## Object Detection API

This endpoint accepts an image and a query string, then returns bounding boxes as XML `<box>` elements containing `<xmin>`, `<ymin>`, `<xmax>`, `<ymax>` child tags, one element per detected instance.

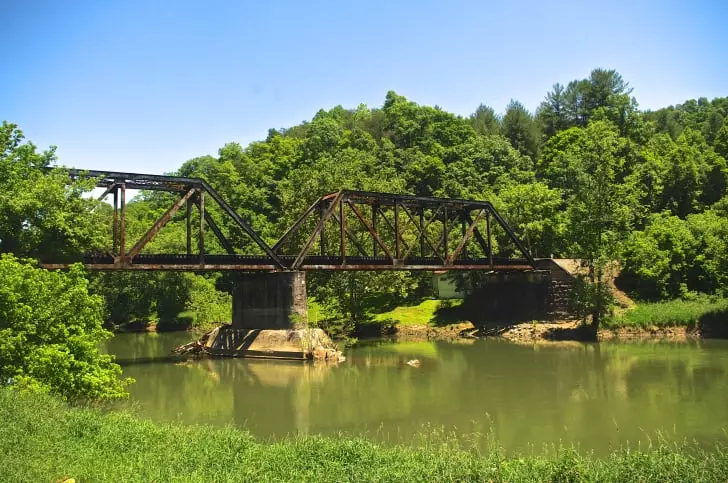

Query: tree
<box><xmin>469</xmin><ymin>104</ymin><xmax>500</xmax><ymax>135</ymax></box>
<box><xmin>565</xmin><ymin>121</ymin><xmax>638</xmax><ymax>331</ymax></box>
<box><xmin>501</xmin><ymin>100</ymin><xmax>540</xmax><ymax>160</ymax></box>
<box><xmin>620</xmin><ymin>213</ymin><xmax>696</xmax><ymax>299</ymax></box>
<box><xmin>0</xmin><ymin>122</ymin><xmax>105</xmax><ymax>260</ymax></box>
<box><xmin>497</xmin><ymin>182</ymin><xmax>566</xmax><ymax>258</ymax></box>
<box><xmin>0</xmin><ymin>255</ymin><xmax>131</xmax><ymax>400</ymax></box>
<box><xmin>537</xmin><ymin>83</ymin><xmax>568</xmax><ymax>139</ymax></box>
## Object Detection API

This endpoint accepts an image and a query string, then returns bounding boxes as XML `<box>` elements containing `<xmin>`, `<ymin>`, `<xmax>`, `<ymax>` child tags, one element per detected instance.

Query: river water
<box><xmin>104</xmin><ymin>333</ymin><xmax>728</xmax><ymax>454</ymax></box>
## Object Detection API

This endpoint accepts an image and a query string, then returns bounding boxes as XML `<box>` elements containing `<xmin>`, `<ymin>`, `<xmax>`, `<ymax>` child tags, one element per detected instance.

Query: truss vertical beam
<box><xmin>339</xmin><ymin>196</ymin><xmax>346</xmax><ymax>263</ymax></box>
<box><xmin>198</xmin><ymin>191</ymin><xmax>205</xmax><ymax>264</ymax></box>
<box><xmin>186</xmin><ymin>199</ymin><xmax>192</xmax><ymax>255</ymax></box>
<box><xmin>394</xmin><ymin>202</ymin><xmax>400</xmax><ymax>260</ymax></box>
<box><xmin>486</xmin><ymin>210</ymin><xmax>493</xmax><ymax>269</ymax></box>
<box><xmin>119</xmin><ymin>184</ymin><xmax>126</xmax><ymax>260</ymax></box>
<box><xmin>371</xmin><ymin>203</ymin><xmax>378</xmax><ymax>257</ymax></box>
<box><xmin>112</xmin><ymin>187</ymin><xmax>119</xmax><ymax>255</ymax></box>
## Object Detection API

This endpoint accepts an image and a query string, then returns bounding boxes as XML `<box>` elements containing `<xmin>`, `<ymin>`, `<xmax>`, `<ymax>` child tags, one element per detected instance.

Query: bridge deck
<box><xmin>44</xmin><ymin>255</ymin><xmax>533</xmax><ymax>271</ymax></box>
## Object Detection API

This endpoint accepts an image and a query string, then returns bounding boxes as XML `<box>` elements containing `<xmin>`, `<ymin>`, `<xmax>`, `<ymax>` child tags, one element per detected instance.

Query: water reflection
<box><xmin>105</xmin><ymin>334</ymin><xmax>728</xmax><ymax>454</ymax></box>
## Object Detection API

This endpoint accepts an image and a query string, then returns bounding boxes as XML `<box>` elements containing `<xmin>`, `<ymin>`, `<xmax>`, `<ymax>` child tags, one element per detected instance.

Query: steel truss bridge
<box><xmin>42</xmin><ymin>170</ymin><xmax>536</xmax><ymax>272</ymax></box>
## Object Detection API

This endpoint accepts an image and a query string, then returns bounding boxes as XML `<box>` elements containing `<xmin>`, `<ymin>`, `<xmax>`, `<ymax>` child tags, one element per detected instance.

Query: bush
<box><xmin>0</xmin><ymin>255</ymin><xmax>131</xmax><ymax>400</ymax></box>
<box><xmin>186</xmin><ymin>274</ymin><xmax>232</xmax><ymax>332</ymax></box>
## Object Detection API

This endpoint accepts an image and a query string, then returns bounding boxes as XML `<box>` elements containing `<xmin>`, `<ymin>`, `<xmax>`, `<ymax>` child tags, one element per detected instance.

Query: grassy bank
<box><xmin>2</xmin><ymin>389</ymin><xmax>727</xmax><ymax>481</ymax></box>
<box><xmin>372</xmin><ymin>298</ymin><xmax>464</xmax><ymax>326</ymax></box>
<box><xmin>606</xmin><ymin>297</ymin><xmax>728</xmax><ymax>329</ymax></box>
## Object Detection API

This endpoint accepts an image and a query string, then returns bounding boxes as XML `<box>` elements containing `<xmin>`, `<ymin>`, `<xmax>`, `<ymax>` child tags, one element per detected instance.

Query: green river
<box><xmin>104</xmin><ymin>333</ymin><xmax>728</xmax><ymax>454</ymax></box>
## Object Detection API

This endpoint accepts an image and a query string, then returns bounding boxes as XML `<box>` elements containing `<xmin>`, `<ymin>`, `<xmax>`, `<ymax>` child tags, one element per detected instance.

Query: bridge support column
<box><xmin>203</xmin><ymin>271</ymin><xmax>337</xmax><ymax>360</ymax></box>
<box><xmin>232</xmin><ymin>271</ymin><xmax>308</xmax><ymax>329</ymax></box>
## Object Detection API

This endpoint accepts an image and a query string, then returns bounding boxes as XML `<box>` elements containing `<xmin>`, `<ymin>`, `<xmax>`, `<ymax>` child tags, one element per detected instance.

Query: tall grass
<box><xmin>1</xmin><ymin>389</ymin><xmax>727</xmax><ymax>482</ymax></box>
<box><xmin>606</xmin><ymin>297</ymin><xmax>728</xmax><ymax>329</ymax></box>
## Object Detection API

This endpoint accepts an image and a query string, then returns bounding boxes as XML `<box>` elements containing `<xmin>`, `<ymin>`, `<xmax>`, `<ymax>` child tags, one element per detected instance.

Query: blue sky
<box><xmin>1</xmin><ymin>0</ymin><xmax>726</xmax><ymax>174</ymax></box>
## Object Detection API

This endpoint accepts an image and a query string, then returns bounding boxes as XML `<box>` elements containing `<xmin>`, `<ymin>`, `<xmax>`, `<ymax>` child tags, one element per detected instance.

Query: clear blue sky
<box><xmin>1</xmin><ymin>0</ymin><xmax>726</xmax><ymax>174</ymax></box>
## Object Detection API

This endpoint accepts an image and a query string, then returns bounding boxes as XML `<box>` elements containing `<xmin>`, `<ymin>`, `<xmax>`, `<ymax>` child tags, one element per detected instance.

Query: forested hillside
<box><xmin>2</xmin><ymin>68</ymin><xmax>727</xmax><ymax>332</ymax></box>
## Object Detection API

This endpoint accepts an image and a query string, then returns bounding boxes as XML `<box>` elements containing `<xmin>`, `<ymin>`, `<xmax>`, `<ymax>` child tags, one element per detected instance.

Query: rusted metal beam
<box><xmin>399</xmin><ymin>204</ymin><xmax>439</xmax><ymax>258</ymax></box>
<box><xmin>202</xmin><ymin>209</ymin><xmax>235</xmax><ymax>255</ymax></box>
<box><xmin>198</xmin><ymin>180</ymin><xmax>285</xmax><ymax>268</ymax></box>
<box><xmin>119</xmin><ymin>184</ymin><xmax>126</xmax><ymax>260</ymax></box>
<box><xmin>376</xmin><ymin>206</ymin><xmax>410</xmax><ymax>254</ymax></box>
<box><xmin>394</xmin><ymin>202</ymin><xmax>400</xmax><ymax>259</ymax></box>
<box><xmin>292</xmin><ymin>192</ymin><xmax>342</xmax><ymax>270</ymax></box>
<box><xmin>126</xmin><ymin>188</ymin><xmax>196</xmax><ymax>259</ymax></box>
<box><xmin>330</xmin><ymin>211</ymin><xmax>369</xmax><ymax>257</ymax></box>
<box><xmin>339</xmin><ymin>196</ymin><xmax>346</xmax><ymax>263</ymax></box>
<box><xmin>199</xmin><ymin>190</ymin><xmax>205</xmax><ymax>264</ymax></box>
<box><xmin>112</xmin><ymin>186</ymin><xmax>119</xmax><ymax>255</ymax></box>
<box><xmin>97</xmin><ymin>183</ymin><xmax>116</xmax><ymax>201</ymax></box>
<box><xmin>443</xmin><ymin>206</ymin><xmax>449</xmax><ymax>262</ymax></box>
<box><xmin>401</xmin><ymin>205</ymin><xmax>443</xmax><ymax>261</ymax></box>
<box><xmin>463</xmin><ymin>211</ymin><xmax>491</xmax><ymax>257</ymax></box>
<box><xmin>371</xmin><ymin>203</ymin><xmax>378</xmax><ymax>256</ymax></box>
<box><xmin>487</xmin><ymin>206</ymin><xmax>536</xmax><ymax>267</ymax></box>
<box><xmin>186</xmin><ymin>199</ymin><xmax>192</xmax><ymax>255</ymax></box>
<box><xmin>448</xmin><ymin>208</ymin><xmax>486</xmax><ymax>264</ymax></box>
<box><xmin>44</xmin><ymin>263</ymin><xmax>535</xmax><ymax>272</ymax></box>
<box><xmin>487</xmin><ymin>210</ymin><xmax>493</xmax><ymax>269</ymax></box>
<box><xmin>347</xmin><ymin>200</ymin><xmax>394</xmax><ymax>261</ymax></box>
<box><xmin>320</xmin><ymin>203</ymin><xmax>326</xmax><ymax>257</ymax></box>
<box><xmin>419</xmin><ymin>208</ymin><xmax>425</xmax><ymax>257</ymax></box>
<box><xmin>272</xmin><ymin>197</ymin><xmax>321</xmax><ymax>253</ymax></box>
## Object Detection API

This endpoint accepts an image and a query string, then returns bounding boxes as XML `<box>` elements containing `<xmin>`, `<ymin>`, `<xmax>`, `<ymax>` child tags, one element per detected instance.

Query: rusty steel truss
<box><xmin>42</xmin><ymin>170</ymin><xmax>536</xmax><ymax>272</ymax></box>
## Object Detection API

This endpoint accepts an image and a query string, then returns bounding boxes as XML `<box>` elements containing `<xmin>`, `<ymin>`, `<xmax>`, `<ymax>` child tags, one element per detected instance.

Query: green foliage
<box><xmin>185</xmin><ymin>274</ymin><xmax>232</xmax><ymax>332</ymax></box>
<box><xmin>3</xmin><ymin>388</ymin><xmax>728</xmax><ymax>482</ymax></box>
<box><xmin>620</xmin><ymin>210</ymin><xmax>728</xmax><ymax>299</ymax></box>
<box><xmin>501</xmin><ymin>99</ymin><xmax>540</xmax><ymax>160</ymax></box>
<box><xmin>0</xmin><ymin>255</ymin><xmax>130</xmax><ymax>400</ymax></box>
<box><xmin>0</xmin><ymin>122</ymin><xmax>105</xmax><ymax>260</ymax></box>
<box><xmin>497</xmin><ymin>182</ymin><xmax>566</xmax><ymax>257</ymax></box>
<box><xmin>607</xmin><ymin>296</ymin><xmax>728</xmax><ymax>328</ymax></box>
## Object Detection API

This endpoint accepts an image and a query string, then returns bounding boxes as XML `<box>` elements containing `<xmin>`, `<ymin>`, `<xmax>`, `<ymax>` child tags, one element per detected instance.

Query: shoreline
<box><xmin>386</xmin><ymin>320</ymin><xmax>723</xmax><ymax>344</ymax></box>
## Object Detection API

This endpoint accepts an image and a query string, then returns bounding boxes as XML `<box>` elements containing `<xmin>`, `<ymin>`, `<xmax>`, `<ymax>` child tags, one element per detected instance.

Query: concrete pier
<box><xmin>232</xmin><ymin>271</ymin><xmax>308</xmax><ymax>329</ymax></box>
<box><xmin>207</xmin><ymin>271</ymin><xmax>331</xmax><ymax>359</ymax></box>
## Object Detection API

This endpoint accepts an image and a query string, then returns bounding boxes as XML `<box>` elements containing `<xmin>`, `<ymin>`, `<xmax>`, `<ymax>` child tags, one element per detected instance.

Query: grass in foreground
<box><xmin>606</xmin><ymin>296</ymin><xmax>728</xmax><ymax>329</ymax></box>
<box><xmin>2</xmin><ymin>389</ymin><xmax>728</xmax><ymax>482</ymax></box>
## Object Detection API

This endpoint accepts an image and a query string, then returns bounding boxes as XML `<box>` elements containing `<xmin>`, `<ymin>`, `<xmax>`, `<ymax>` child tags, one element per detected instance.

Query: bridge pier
<box><xmin>232</xmin><ymin>271</ymin><xmax>308</xmax><ymax>329</ymax></box>
<box><xmin>205</xmin><ymin>271</ymin><xmax>337</xmax><ymax>359</ymax></box>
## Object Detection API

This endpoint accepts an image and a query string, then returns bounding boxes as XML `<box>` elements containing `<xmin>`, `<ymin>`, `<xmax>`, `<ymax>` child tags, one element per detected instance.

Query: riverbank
<box><xmin>2</xmin><ymin>389</ymin><xmax>726</xmax><ymax>482</ymax></box>
<box><xmin>369</xmin><ymin>297</ymin><xmax>728</xmax><ymax>343</ymax></box>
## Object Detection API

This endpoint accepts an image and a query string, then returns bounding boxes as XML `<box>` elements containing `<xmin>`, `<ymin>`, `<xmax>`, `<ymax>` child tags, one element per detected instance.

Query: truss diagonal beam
<box><xmin>447</xmin><ymin>208</ymin><xmax>487</xmax><ymax>264</ymax></box>
<box><xmin>347</xmin><ymin>200</ymin><xmax>394</xmax><ymax>261</ymax></box>
<box><xmin>127</xmin><ymin>188</ymin><xmax>196</xmax><ymax>259</ymax></box>
<box><xmin>292</xmin><ymin>191</ymin><xmax>342</xmax><ymax>270</ymax></box>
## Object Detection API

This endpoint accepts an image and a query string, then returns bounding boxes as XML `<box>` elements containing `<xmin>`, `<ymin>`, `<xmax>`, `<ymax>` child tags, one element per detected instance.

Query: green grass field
<box><xmin>2</xmin><ymin>389</ymin><xmax>727</xmax><ymax>482</ymax></box>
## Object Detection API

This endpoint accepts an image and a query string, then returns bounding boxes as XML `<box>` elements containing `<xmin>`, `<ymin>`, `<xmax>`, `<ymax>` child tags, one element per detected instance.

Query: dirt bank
<box><xmin>391</xmin><ymin>322</ymin><xmax>478</xmax><ymax>341</ymax></box>
<box><xmin>390</xmin><ymin>320</ymin><xmax>709</xmax><ymax>344</ymax></box>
